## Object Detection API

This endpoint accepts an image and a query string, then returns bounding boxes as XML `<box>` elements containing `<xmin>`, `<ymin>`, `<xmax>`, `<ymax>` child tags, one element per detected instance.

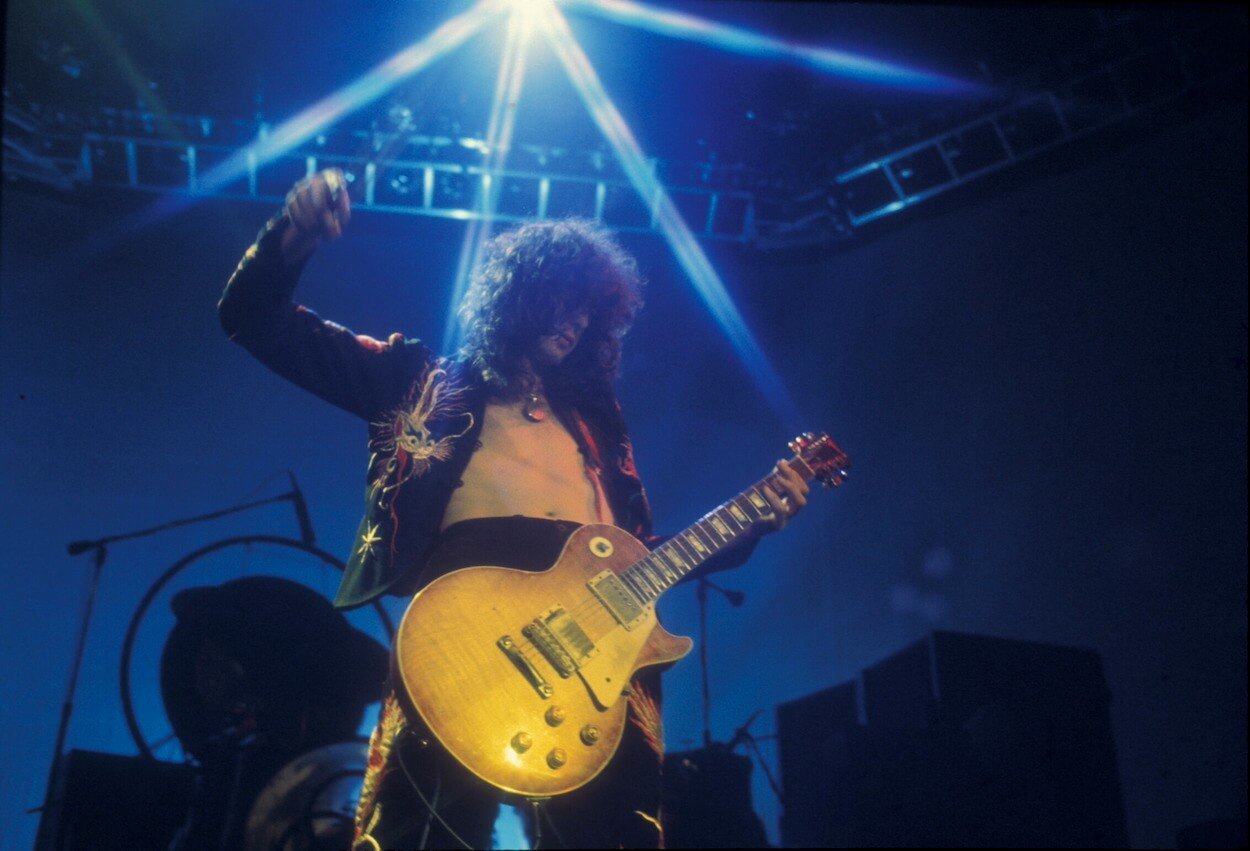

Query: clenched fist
<box><xmin>280</xmin><ymin>168</ymin><xmax>352</xmax><ymax>264</ymax></box>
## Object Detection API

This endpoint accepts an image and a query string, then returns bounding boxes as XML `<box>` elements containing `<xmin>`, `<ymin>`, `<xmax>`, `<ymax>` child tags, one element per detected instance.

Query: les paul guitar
<box><xmin>395</xmin><ymin>432</ymin><xmax>850</xmax><ymax>797</ymax></box>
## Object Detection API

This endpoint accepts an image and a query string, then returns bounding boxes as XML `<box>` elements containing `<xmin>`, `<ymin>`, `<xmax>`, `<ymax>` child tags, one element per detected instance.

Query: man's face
<box><xmin>530</xmin><ymin>307</ymin><xmax>590</xmax><ymax>369</ymax></box>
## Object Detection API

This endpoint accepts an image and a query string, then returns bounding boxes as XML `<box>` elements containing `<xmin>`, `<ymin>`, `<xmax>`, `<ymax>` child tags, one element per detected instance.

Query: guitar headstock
<box><xmin>788</xmin><ymin>432</ymin><xmax>851</xmax><ymax>489</ymax></box>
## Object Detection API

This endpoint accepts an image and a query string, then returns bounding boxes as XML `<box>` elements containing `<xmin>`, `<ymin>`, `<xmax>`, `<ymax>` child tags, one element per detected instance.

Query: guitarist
<box><xmin>218</xmin><ymin>168</ymin><xmax>809</xmax><ymax>849</ymax></box>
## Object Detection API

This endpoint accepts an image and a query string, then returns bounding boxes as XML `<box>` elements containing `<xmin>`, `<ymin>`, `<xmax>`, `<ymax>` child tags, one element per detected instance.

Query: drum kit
<box><xmin>36</xmin><ymin>485</ymin><xmax>391</xmax><ymax>851</ymax></box>
<box><xmin>157</xmin><ymin>575</ymin><xmax>387</xmax><ymax>850</ymax></box>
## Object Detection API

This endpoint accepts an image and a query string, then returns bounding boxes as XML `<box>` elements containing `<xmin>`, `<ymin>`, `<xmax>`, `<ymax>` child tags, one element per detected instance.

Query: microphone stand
<box><xmin>695</xmin><ymin>576</ymin><xmax>744</xmax><ymax>748</ymax></box>
<box><xmin>34</xmin><ymin>481</ymin><xmax>314</xmax><ymax>849</ymax></box>
<box><xmin>726</xmin><ymin>711</ymin><xmax>785</xmax><ymax>807</ymax></box>
<box><xmin>694</xmin><ymin>577</ymin><xmax>784</xmax><ymax>806</ymax></box>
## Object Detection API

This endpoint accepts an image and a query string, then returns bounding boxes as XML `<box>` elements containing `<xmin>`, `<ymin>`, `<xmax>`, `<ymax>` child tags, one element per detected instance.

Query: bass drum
<box><xmin>244</xmin><ymin>740</ymin><xmax>369</xmax><ymax>851</ymax></box>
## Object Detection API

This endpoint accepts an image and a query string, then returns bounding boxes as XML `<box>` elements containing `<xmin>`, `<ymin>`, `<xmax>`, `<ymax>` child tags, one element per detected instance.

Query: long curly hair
<box><xmin>457</xmin><ymin>218</ymin><xmax>645</xmax><ymax>407</ymax></box>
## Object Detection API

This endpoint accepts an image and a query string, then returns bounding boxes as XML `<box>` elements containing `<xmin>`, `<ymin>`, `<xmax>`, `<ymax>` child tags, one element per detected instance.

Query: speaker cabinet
<box><xmin>36</xmin><ymin>749</ymin><xmax>194</xmax><ymax>850</ymax></box>
<box><xmin>777</xmin><ymin>631</ymin><xmax>1128</xmax><ymax>848</ymax></box>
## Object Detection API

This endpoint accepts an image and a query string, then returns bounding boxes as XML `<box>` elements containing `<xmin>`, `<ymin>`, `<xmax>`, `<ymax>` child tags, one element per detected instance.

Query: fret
<box><xmin>651</xmin><ymin>554</ymin><xmax>679</xmax><ymax>585</ymax></box>
<box><xmin>662</xmin><ymin>545</ymin><xmax>694</xmax><ymax>582</ymax></box>
<box><xmin>729</xmin><ymin>494</ymin><xmax>757</xmax><ymax>525</ymax></box>
<box><xmin>708</xmin><ymin>511</ymin><xmax>734</xmax><ymax>540</ymax></box>
<box><xmin>726</xmin><ymin>500</ymin><xmax>751</xmax><ymax>527</ymax></box>
<box><xmin>621</xmin><ymin>570</ymin><xmax>650</xmax><ymax>602</ymax></box>
<box><xmin>625</xmin><ymin>570</ymin><xmax>651</xmax><ymax>602</ymax></box>
<box><xmin>694</xmin><ymin>519</ymin><xmax>722</xmax><ymax>550</ymax></box>
<box><xmin>743</xmin><ymin>488</ymin><xmax>772</xmax><ymax>520</ymax></box>
<box><xmin>632</xmin><ymin>566</ymin><xmax>660</xmax><ymax>598</ymax></box>
<box><xmin>660</xmin><ymin>546</ymin><xmax>688</xmax><ymax>573</ymax></box>
<box><xmin>682</xmin><ymin>530</ymin><xmax>710</xmax><ymax>557</ymax></box>
<box><xmin>621</xmin><ymin>573</ymin><xmax>648</xmax><ymax>606</ymax></box>
<box><xmin>641</xmin><ymin>558</ymin><xmax>670</xmax><ymax>591</ymax></box>
<box><xmin>713</xmin><ymin>506</ymin><xmax>742</xmax><ymax>535</ymax></box>
<box><xmin>642</xmin><ymin>563</ymin><xmax>667</xmax><ymax>595</ymax></box>
<box><xmin>670</xmin><ymin>535</ymin><xmax>700</xmax><ymax>567</ymax></box>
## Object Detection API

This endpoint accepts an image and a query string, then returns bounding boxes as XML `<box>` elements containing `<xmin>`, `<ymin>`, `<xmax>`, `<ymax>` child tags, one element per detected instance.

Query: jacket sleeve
<box><xmin>218</xmin><ymin>211</ymin><xmax>433</xmax><ymax>421</ymax></box>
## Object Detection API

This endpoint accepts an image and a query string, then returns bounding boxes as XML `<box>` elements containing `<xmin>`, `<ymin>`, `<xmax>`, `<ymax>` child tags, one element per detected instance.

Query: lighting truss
<box><xmin>827</xmin><ymin>18</ymin><xmax>1247</xmax><ymax>231</ymax></box>
<box><xmin>14</xmin><ymin>119</ymin><xmax>759</xmax><ymax>242</ymax></box>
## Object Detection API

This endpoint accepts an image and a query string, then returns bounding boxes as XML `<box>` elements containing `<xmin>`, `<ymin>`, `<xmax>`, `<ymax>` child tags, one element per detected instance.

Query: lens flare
<box><xmin>197</xmin><ymin>0</ymin><xmax>509</xmax><ymax>196</ymax></box>
<box><xmin>569</xmin><ymin>0</ymin><xmax>981</xmax><ymax>93</ymax></box>
<box><xmin>69</xmin><ymin>0</ymin><xmax>509</xmax><ymax>266</ymax></box>
<box><xmin>540</xmin><ymin>2</ymin><xmax>803</xmax><ymax>430</ymax></box>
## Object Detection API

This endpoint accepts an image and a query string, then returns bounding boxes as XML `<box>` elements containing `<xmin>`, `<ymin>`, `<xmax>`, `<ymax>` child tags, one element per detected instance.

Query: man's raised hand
<box><xmin>280</xmin><ymin>168</ymin><xmax>352</xmax><ymax>264</ymax></box>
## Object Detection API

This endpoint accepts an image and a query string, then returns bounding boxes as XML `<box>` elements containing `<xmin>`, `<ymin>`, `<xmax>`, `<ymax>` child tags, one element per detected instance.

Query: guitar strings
<box><xmin>417</xmin><ymin>479</ymin><xmax>791</xmax><ymax>661</ymax></box>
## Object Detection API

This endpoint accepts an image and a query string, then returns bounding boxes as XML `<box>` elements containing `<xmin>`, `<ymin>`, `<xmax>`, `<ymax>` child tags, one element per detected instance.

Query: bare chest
<box><xmin>441</xmin><ymin>402</ymin><xmax>615</xmax><ymax>529</ymax></box>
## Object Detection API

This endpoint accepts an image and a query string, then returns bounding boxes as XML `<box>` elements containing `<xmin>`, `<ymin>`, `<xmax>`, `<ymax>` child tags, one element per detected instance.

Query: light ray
<box><xmin>443</xmin><ymin>6</ymin><xmax>534</xmax><ymax>353</ymax></box>
<box><xmin>67</xmin><ymin>0</ymin><xmax>508</xmax><ymax>266</ymax></box>
<box><xmin>538</xmin><ymin>2</ymin><xmax>803</xmax><ymax>431</ymax></box>
<box><xmin>197</xmin><ymin>0</ymin><xmax>509</xmax><ymax>196</ymax></box>
<box><xmin>568</xmin><ymin>0</ymin><xmax>981</xmax><ymax>93</ymax></box>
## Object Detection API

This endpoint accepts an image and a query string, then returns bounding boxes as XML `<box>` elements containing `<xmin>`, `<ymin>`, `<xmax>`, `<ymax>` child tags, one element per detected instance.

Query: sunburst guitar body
<box><xmin>395</xmin><ymin>432</ymin><xmax>850</xmax><ymax>797</ymax></box>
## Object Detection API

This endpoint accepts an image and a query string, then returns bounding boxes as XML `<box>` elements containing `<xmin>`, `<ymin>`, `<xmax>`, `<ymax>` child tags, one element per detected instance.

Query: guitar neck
<box><xmin>617</xmin><ymin>456</ymin><xmax>816</xmax><ymax>604</ymax></box>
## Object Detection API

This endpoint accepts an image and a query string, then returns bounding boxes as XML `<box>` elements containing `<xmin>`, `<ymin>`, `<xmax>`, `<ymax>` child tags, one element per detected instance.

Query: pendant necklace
<box><xmin>523</xmin><ymin>392</ymin><xmax>546</xmax><ymax>423</ymax></box>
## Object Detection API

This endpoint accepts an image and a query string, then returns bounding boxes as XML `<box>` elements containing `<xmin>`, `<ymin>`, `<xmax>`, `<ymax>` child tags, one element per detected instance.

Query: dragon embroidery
<box><xmin>370</xmin><ymin>365</ymin><xmax>474</xmax><ymax>504</ymax></box>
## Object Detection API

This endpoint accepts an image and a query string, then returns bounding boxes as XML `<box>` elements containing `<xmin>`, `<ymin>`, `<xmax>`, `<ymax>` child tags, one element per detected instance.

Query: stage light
<box><xmin>540</xmin><ymin>2</ymin><xmax>803</xmax><ymax>431</ymax></box>
<box><xmin>511</xmin><ymin>0</ymin><xmax>559</xmax><ymax>38</ymax></box>
<box><xmin>567</xmin><ymin>0</ymin><xmax>981</xmax><ymax>93</ymax></box>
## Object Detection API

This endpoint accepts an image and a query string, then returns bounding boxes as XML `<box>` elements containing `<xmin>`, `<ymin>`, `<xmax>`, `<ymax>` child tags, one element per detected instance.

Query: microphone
<box><xmin>287</xmin><ymin>471</ymin><xmax>316</xmax><ymax>546</ymax></box>
<box><xmin>700</xmin><ymin>576</ymin><xmax>746</xmax><ymax>607</ymax></box>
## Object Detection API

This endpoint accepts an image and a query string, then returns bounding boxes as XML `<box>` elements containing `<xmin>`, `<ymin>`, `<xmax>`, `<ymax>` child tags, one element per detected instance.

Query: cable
<box><xmin>529</xmin><ymin>798</ymin><xmax>543</xmax><ymax>851</ymax></box>
<box><xmin>539</xmin><ymin>800</ymin><xmax>568</xmax><ymax>850</ymax></box>
<box><xmin>395</xmin><ymin>738</ymin><xmax>478</xmax><ymax>851</ymax></box>
<box><xmin>417</xmin><ymin>773</ymin><xmax>439</xmax><ymax>851</ymax></box>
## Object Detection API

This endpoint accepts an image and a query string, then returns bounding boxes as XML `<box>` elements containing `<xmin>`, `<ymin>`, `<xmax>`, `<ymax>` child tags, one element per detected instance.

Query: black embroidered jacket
<box><xmin>219</xmin><ymin>213</ymin><xmax>753</xmax><ymax>610</ymax></box>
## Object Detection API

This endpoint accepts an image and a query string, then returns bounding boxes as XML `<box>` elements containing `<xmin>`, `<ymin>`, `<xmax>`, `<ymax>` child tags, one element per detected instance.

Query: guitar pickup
<box><xmin>522</xmin><ymin>606</ymin><xmax>596</xmax><ymax>678</ymax></box>
<box><xmin>588</xmin><ymin>571</ymin><xmax>645</xmax><ymax>630</ymax></box>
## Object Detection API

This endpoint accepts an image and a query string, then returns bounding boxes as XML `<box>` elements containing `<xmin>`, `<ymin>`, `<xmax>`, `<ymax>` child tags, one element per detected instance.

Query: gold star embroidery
<box><xmin>358</xmin><ymin>523</ymin><xmax>382</xmax><ymax>557</ymax></box>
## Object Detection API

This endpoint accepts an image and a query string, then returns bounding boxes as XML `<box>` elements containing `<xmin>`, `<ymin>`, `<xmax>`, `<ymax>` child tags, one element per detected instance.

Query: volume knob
<box><xmin>511</xmin><ymin>732</ymin><xmax>533</xmax><ymax>753</ymax></box>
<box><xmin>579</xmin><ymin>725</ymin><xmax>602</xmax><ymax>745</ymax></box>
<box><xmin>546</xmin><ymin>748</ymin><xmax>567</xmax><ymax>769</ymax></box>
<box><xmin>545</xmin><ymin>706</ymin><xmax>566</xmax><ymax>726</ymax></box>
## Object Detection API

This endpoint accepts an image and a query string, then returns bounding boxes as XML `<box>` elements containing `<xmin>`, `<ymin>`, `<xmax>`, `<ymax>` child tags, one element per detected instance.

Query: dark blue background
<box><xmin>1</xmin><ymin>2</ymin><xmax>1246</xmax><ymax>848</ymax></box>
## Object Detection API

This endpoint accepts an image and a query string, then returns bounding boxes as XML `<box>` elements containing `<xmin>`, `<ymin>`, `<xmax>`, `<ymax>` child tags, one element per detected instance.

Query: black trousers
<box><xmin>357</xmin><ymin>517</ymin><xmax>665</xmax><ymax>850</ymax></box>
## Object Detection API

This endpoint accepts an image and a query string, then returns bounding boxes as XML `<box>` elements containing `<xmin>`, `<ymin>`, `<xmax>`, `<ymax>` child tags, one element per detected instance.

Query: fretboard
<box><xmin>617</xmin><ymin>458</ymin><xmax>814</xmax><ymax>605</ymax></box>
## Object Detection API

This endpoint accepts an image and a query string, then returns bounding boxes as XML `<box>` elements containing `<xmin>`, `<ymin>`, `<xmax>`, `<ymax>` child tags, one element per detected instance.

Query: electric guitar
<box><xmin>394</xmin><ymin>432</ymin><xmax>850</xmax><ymax>797</ymax></box>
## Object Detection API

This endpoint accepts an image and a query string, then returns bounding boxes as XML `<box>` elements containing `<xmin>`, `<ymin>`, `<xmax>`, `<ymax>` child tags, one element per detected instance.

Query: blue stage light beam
<box><xmin>568</xmin><ymin>0</ymin><xmax>981</xmax><ymax>93</ymax></box>
<box><xmin>197</xmin><ymin>0</ymin><xmax>508</xmax><ymax>195</ymax></box>
<box><xmin>537</xmin><ymin>2</ymin><xmax>804</xmax><ymax>431</ymax></box>
<box><xmin>66</xmin><ymin>0</ymin><xmax>509</xmax><ymax>268</ymax></box>
<box><xmin>443</xmin><ymin>6</ymin><xmax>534</xmax><ymax>353</ymax></box>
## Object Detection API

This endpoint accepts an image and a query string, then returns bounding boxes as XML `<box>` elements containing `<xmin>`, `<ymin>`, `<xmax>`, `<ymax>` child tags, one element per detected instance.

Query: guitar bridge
<box><xmin>522</xmin><ymin>607</ymin><xmax>595</xmax><ymax>678</ymax></box>
<box><xmin>497</xmin><ymin>635</ymin><xmax>553</xmax><ymax>699</ymax></box>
